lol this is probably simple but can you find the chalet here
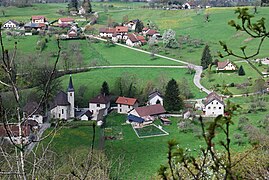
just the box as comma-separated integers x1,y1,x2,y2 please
99,26,128,41
89,94,110,120
50,76,75,120
58,17,75,27
203,92,225,117
31,16,47,24
126,33,146,47
0,124,30,144
148,91,163,106
24,22,46,31
23,101,43,124
116,97,138,114
99,27,116,38
145,29,161,38
2,20,19,29
125,19,139,31
129,104,166,121
217,60,237,71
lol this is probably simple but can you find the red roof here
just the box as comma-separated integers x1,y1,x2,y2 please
0,124,30,137
137,36,146,43
116,97,138,106
99,27,116,33
134,104,166,117
115,26,128,33
127,33,139,43
146,29,158,36
32,16,46,20
217,60,235,69
59,17,75,23
204,92,224,106
142,27,149,31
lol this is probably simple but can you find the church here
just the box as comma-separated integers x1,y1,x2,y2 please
50,76,75,120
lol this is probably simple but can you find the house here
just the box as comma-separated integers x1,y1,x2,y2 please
142,27,149,36
78,6,86,15
24,22,46,31
80,110,93,121
145,29,161,39
67,28,78,38
31,16,47,24
203,92,225,117
129,104,166,121
116,96,139,114
126,33,141,47
0,124,30,144
99,27,116,38
148,91,163,106
216,60,237,71
58,17,75,27
99,26,128,41
182,3,191,9
50,76,75,120
125,19,139,31
89,94,110,120
23,101,43,124
160,117,171,125
2,20,19,29
127,114,145,127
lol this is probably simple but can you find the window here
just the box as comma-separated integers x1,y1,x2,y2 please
128,105,130,108
120,109,122,112
211,102,213,104
119,104,121,107
213,107,216,109
70,93,72,96
219,107,222,109
216,102,218,105
97,104,100,107
58,114,60,118
208,107,211,109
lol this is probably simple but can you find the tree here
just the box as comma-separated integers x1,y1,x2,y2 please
238,65,245,76
82,0,92,14
135,20,144,33
200,44,212,69
100,81,109,96
162,29,179,49
164,79,183,111
253,78,266,93
68,0,78,12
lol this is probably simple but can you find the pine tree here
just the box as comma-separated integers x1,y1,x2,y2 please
68,0,78,12
135,20,144,33
201,45,212,69
238,65,245,76
82,0,92,14
101,81,109,96
164,79,183,111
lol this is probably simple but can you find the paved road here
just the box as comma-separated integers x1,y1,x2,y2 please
90,36,211,95
25,123,50,154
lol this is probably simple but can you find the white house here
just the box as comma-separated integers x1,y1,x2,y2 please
0,124,30,145
124,19,139,31
31,16,46,24
50,76,75,120
99,26,128,40
203,92,225,117
80,110,93,121
216,60,237,71
116,96,138,114
58,17,75,26
23,101,43,124
2,20,19,29
129,104,166,121
148,91,163,106
126,33,145,47
89,94,110,120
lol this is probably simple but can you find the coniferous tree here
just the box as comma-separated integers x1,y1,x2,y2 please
238,65,245,76
135,20,144,33
164,79,183,111
68,0,78,12
101,81,109,96
201,45,212,69
82,0,92,14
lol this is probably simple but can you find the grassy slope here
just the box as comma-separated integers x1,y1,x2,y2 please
60,67,206,101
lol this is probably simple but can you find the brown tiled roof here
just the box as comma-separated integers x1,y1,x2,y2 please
32,16,46,20
0,124,30,137
116,97,138,106
127,33,139,43
115,26,128,33
59,17,74,22
89,94,110,104
68,29,77,37
204,92,224,106
146,29,158,36
142,27,149,31
137,36,146,43
134,104,166,117
23,101,42,115
217,60,231,69
99,27,116,33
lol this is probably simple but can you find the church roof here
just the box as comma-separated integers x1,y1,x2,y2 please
51,91,70,109
67,75,74,92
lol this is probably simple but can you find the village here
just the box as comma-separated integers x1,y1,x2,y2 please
1,1,269,179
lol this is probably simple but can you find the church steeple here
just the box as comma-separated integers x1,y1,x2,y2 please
67,75,74,92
